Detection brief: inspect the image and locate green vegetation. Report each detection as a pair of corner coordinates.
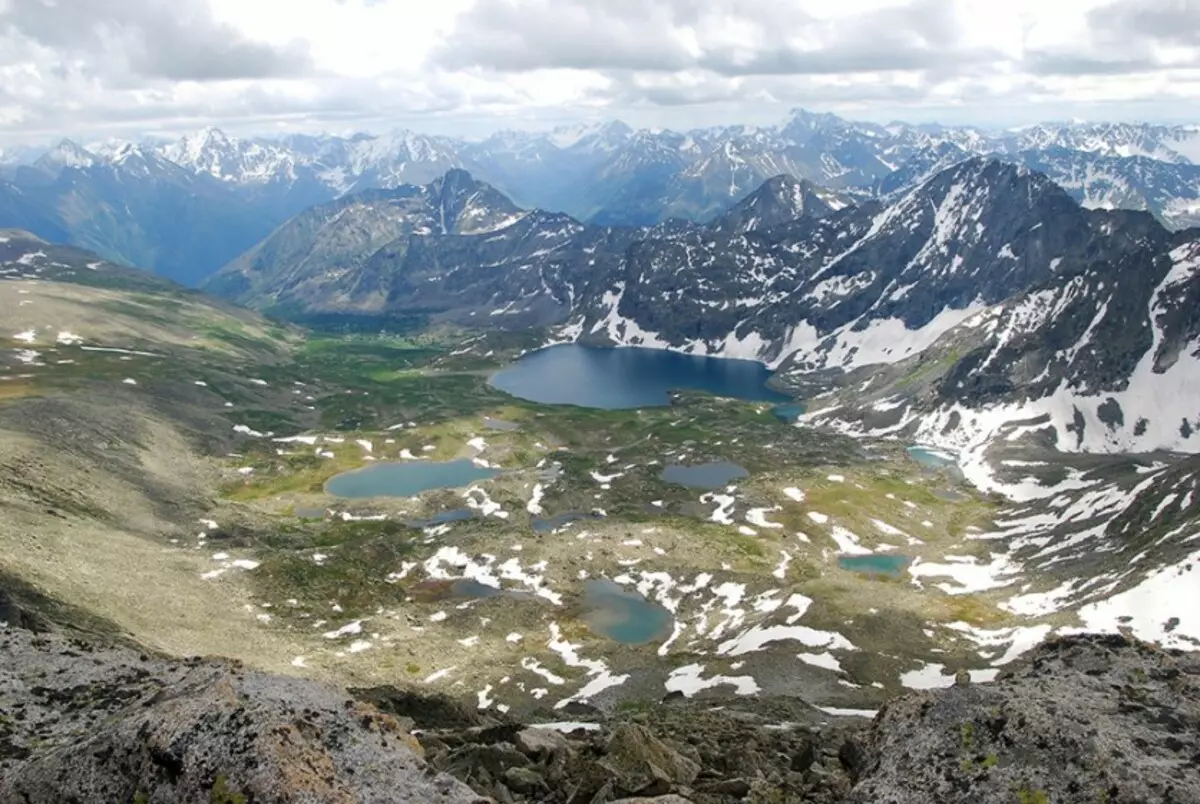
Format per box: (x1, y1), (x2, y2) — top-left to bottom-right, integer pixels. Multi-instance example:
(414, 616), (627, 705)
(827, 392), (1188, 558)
(210, 775), (247, 804)
(255, 521), (422, 619)
(896, 348), (962, 389)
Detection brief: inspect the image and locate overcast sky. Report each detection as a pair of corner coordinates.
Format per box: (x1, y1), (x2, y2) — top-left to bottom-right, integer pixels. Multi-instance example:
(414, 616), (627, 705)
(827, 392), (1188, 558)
(0, 0), (1197, 146)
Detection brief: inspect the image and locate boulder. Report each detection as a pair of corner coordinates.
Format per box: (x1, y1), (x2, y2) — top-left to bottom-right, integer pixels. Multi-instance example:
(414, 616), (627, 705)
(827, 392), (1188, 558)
(0, 627), (484, 804)
(503, 765), (547, 795)
(515, 727), (574, 760)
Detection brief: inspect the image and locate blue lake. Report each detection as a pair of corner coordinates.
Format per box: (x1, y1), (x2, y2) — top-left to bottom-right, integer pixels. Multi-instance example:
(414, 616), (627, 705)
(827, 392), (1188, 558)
(489, 344), (791, 409)
(325, 460), (499, 498)
(582, 579), (674, 645)
(838, 554), (910, 576)
(660, 461), (749, 489)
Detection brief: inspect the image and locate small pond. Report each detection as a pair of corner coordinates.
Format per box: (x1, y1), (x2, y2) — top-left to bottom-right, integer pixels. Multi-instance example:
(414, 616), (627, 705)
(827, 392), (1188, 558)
(771, 402), (807, 422)
(838, 554), (911, 576)
(582, 579), (674, 645)
(490, 344), (790, 409)
(410, 508), (475, 528)
(907, 446), (960, 471)
(451, 578), (508, 599)
(325, 459), (500, 498)
(660, 461), (749, 490)
(409, 578), (528, 602)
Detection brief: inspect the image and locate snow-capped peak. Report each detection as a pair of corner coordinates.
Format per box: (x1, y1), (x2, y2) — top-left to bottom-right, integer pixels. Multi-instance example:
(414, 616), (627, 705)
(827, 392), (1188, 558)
(38, 139), (98, 170)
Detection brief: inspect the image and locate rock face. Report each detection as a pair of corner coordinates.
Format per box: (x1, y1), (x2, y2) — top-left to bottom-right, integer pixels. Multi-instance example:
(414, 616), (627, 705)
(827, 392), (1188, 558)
(0, 626), (483, 804)
(0, 142), (284, 286)
(7, 112), (1200, 286)
(845, 634), (1200, 804)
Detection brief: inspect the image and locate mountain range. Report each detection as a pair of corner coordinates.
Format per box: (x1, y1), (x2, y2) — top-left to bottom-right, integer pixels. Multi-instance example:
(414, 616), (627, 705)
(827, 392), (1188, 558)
(3, 110), (1200, 285)
(207, 157), (1200, 466)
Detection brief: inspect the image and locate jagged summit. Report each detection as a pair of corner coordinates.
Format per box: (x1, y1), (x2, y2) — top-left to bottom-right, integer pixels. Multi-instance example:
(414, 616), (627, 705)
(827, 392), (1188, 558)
(711, 173), (848, 234)
(33, 139), (98, 171)
(427, 168), (527, 235)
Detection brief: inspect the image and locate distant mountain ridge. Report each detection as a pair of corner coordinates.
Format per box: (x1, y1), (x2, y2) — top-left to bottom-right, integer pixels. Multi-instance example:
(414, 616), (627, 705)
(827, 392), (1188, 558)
(3, 109), (1200, 284)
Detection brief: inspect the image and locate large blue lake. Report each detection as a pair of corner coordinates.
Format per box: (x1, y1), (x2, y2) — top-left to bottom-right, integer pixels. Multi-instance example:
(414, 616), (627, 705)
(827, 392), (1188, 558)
(489, 344), (790, 409)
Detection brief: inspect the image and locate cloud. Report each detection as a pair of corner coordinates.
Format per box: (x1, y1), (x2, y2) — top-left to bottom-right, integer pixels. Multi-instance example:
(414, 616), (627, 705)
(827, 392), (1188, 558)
(431, 0), (993, 77)
(0, 0), (1198, 143)
(1025, 0), (1200, 75)
(1088, 0), (1200, 48)
(1, 0), (312, 82)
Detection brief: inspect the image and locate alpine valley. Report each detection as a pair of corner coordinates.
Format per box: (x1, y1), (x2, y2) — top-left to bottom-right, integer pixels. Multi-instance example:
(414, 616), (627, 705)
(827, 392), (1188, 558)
(2, 111), (1200, 804)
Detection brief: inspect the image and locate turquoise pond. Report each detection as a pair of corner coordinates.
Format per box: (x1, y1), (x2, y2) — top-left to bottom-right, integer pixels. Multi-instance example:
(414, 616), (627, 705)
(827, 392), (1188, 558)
(771, 402), (807, 422)
(906, 446), (959, 470)
(837, 554), (911, 575)
(490, 344), (790, 409)
(325, 460), (500, 498)
(582, 579), (674, 645)
(660, 461), (749, 489)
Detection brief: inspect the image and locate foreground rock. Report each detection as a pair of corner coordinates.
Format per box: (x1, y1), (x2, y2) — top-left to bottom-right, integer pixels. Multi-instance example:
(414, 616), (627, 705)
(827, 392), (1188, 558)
(413, 636), (1200, 804)
(0, 626), (483, 804)
(844, 634), (1200, 804)
(415, 698), (858, 803)
(3, 583), (1199, 804)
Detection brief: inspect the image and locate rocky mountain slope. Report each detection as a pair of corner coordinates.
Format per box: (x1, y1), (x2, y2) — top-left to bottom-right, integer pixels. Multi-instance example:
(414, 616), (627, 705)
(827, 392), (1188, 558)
(206, 170), (528, 311)
(885, 143), (1200, 230)
(149, 112), (1200, 230)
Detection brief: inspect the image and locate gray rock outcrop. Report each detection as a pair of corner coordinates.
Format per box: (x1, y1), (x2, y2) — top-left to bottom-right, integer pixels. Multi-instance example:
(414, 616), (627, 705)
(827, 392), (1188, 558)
(845, 634), (1200, 804)
(0, 626), (484, 804)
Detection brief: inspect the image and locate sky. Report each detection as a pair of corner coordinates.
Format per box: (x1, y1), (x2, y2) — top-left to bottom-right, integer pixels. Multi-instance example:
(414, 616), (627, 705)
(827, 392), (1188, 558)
(0, 0), (1197, 146)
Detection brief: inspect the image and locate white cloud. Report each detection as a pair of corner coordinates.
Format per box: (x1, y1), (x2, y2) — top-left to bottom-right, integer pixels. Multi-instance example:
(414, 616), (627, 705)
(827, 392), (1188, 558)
(0, 0), (1197, 143)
